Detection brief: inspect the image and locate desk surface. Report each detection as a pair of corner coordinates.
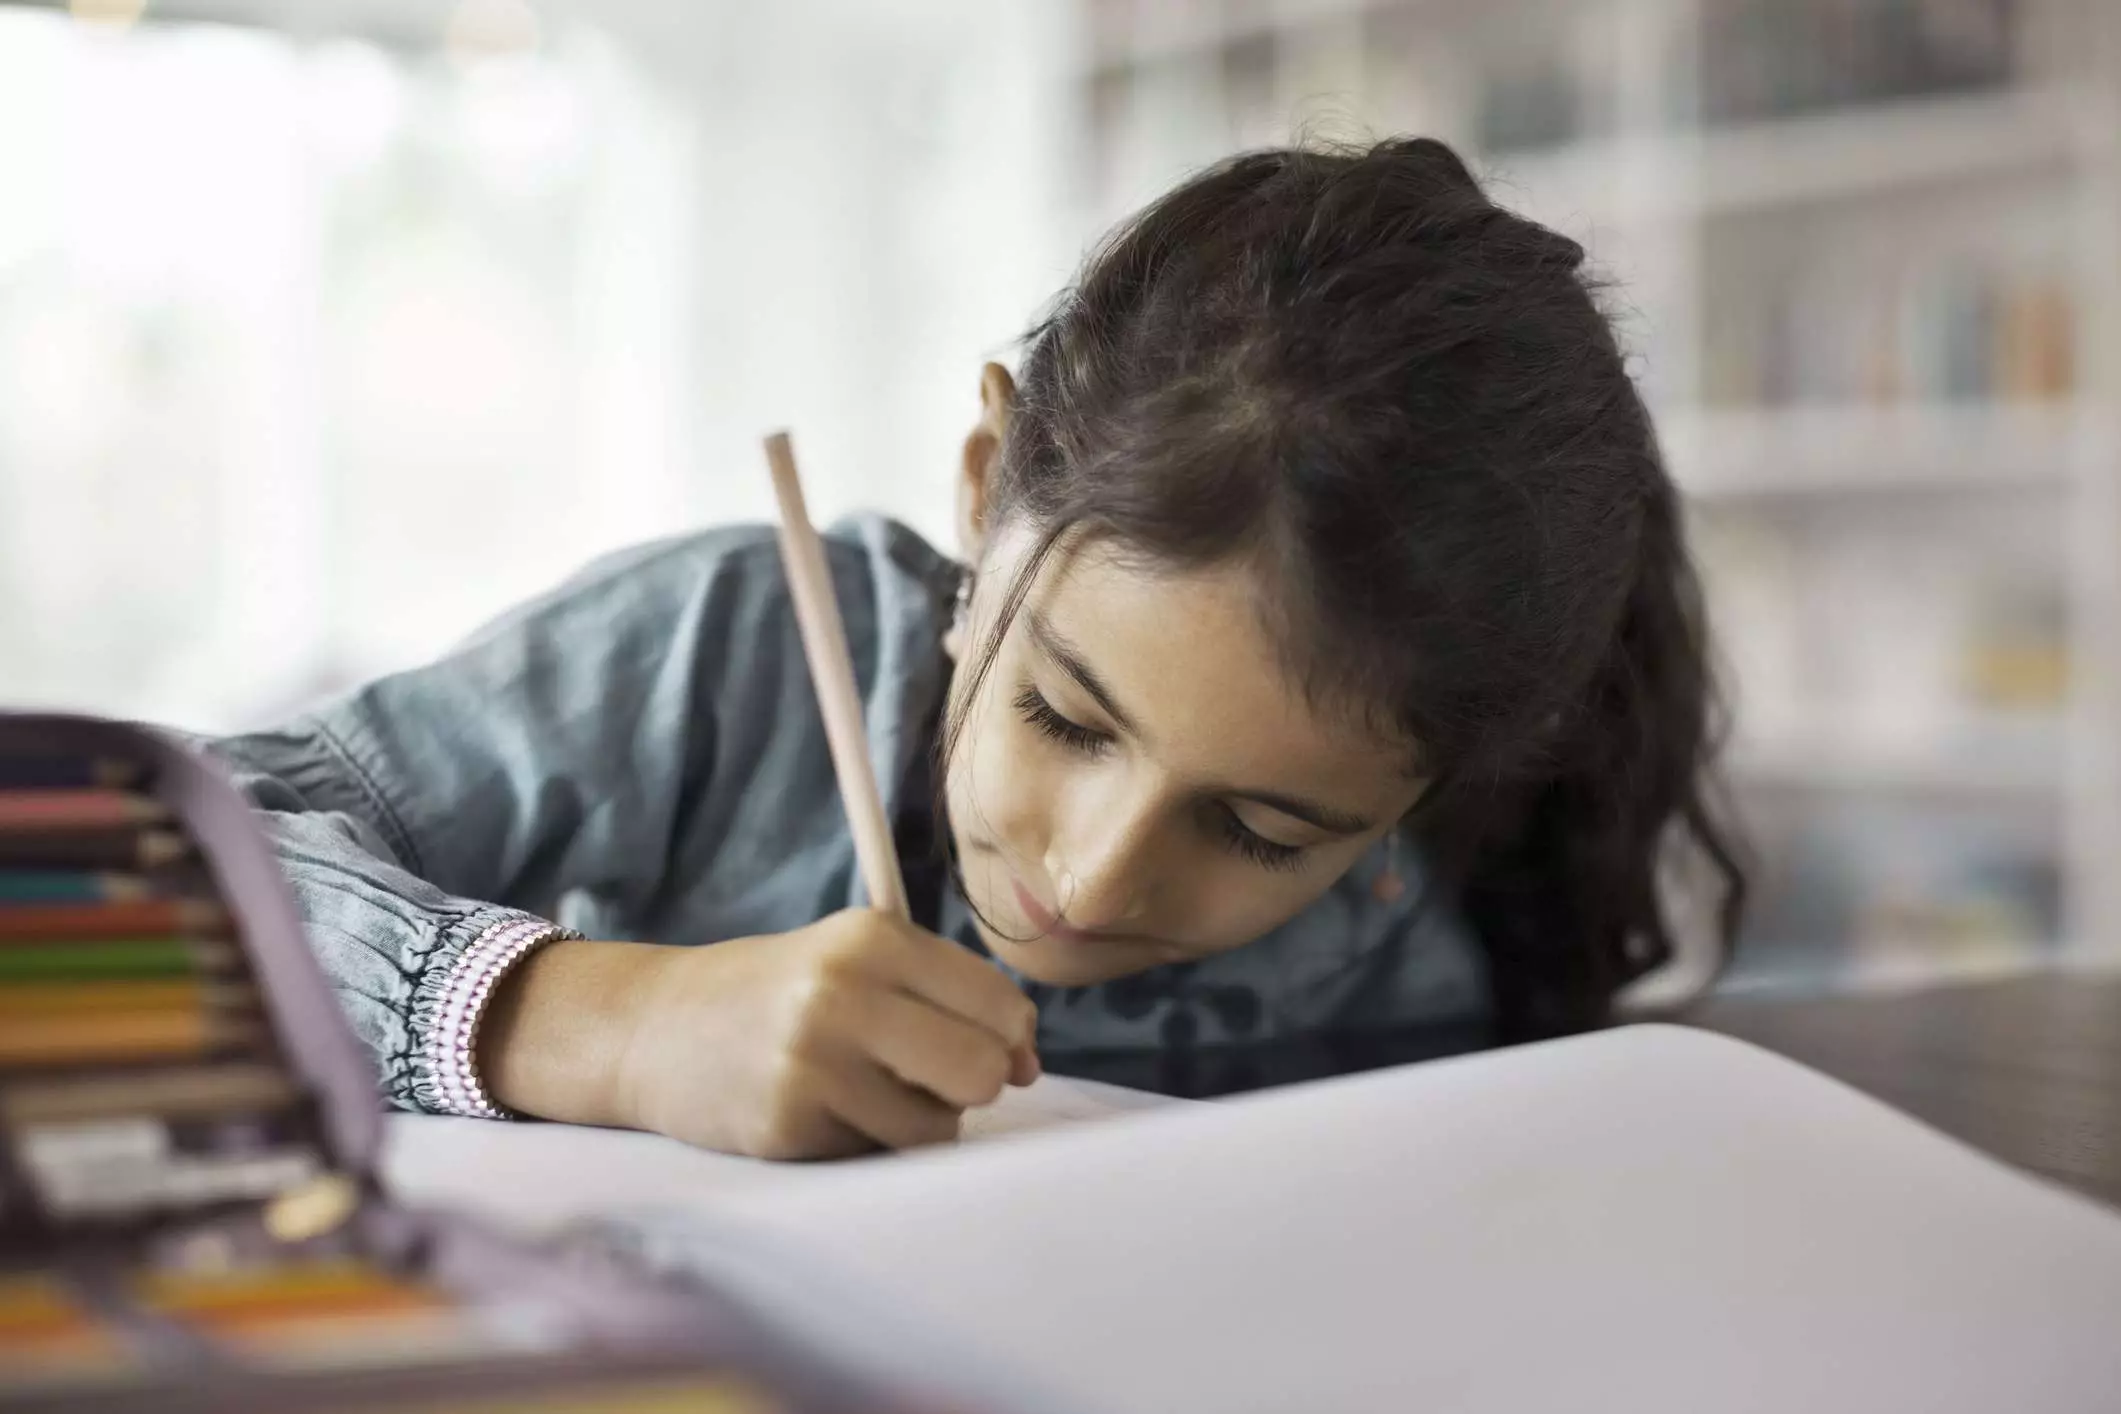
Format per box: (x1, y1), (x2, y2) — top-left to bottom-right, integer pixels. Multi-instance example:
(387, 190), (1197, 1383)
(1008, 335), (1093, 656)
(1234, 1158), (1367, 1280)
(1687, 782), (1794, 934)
(1690, 972), (2121, 1210)
(1048, 971), (2121, 1211)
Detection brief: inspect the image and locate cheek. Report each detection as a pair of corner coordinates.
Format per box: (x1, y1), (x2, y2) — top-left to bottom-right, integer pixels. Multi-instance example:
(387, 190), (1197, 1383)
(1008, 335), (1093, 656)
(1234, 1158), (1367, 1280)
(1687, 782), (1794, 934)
(1170, 839), (1378, 956)
(945, 691), (1052, 850)
(1177, 864), (1333, 944)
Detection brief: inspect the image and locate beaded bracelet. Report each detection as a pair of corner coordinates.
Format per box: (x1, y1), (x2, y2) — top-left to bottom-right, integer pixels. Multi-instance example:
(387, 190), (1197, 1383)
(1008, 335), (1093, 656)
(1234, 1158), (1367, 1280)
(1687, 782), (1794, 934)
(421, 917), (577, 1120)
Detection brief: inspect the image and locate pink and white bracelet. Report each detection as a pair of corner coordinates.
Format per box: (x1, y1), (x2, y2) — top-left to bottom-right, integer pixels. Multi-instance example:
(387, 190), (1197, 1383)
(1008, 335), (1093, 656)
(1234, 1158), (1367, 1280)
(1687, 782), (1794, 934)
(421, 917), (575, 1120)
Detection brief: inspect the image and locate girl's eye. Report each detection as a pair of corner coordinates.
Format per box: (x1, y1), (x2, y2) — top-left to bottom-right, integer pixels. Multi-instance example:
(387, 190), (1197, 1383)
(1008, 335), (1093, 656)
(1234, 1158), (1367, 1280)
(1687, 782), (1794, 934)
(1014, 683), (1111, 756)
(1014, 682), (1307, 873)
(1211, 803), (1308, 874)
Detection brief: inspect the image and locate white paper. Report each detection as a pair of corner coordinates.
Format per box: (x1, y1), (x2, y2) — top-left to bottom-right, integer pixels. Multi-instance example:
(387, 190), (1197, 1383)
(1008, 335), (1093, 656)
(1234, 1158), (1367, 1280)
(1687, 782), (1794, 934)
(389, 1027), (2121, 1413)
(382, 1073), (1185, 1232)
(959, 1072), (1180, 1140)
(695, 1026), (2121, 1414)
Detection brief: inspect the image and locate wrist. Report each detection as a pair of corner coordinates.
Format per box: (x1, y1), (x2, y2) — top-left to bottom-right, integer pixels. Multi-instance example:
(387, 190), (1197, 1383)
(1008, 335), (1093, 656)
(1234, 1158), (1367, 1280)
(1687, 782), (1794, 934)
(410, 913), (576, 1120)
(479, 937), (673, 1129)
(606, 942), (686, 1134)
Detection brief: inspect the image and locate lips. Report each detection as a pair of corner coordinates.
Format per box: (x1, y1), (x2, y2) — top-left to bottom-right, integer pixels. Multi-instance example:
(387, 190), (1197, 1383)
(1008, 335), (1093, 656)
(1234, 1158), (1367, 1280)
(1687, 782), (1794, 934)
(1010, 877), (1108, 946)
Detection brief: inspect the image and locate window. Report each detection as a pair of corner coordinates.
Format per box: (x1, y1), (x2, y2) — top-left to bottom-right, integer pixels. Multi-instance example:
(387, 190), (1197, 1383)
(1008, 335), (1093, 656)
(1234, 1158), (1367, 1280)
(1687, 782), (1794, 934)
(0, 8), (695, 730)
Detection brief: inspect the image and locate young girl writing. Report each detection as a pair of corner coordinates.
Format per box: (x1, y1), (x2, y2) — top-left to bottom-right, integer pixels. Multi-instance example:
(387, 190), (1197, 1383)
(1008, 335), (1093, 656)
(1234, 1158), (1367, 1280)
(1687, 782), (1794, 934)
(207, 137), (1743, 1160)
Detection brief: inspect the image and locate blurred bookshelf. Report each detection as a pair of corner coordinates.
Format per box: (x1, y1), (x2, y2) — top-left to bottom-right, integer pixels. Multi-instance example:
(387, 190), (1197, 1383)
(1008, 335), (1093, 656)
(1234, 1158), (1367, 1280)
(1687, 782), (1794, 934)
(1661, 405), (2096, 498)
(1071, 0), (2121, 996)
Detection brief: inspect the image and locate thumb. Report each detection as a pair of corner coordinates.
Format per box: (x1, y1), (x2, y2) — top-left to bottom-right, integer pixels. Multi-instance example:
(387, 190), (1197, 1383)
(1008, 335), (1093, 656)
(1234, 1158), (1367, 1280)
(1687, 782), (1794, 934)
(1009, 1040), (1042, 1088)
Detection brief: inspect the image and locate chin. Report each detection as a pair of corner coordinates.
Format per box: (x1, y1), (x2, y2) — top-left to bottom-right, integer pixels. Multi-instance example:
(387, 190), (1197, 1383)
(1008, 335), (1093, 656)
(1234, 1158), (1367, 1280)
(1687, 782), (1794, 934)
(973, 919), (1148, 989)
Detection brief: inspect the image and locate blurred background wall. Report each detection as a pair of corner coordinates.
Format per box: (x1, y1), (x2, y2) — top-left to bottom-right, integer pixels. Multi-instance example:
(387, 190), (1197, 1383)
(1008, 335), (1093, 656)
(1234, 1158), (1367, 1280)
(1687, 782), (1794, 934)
(1, 0), (2116, 998)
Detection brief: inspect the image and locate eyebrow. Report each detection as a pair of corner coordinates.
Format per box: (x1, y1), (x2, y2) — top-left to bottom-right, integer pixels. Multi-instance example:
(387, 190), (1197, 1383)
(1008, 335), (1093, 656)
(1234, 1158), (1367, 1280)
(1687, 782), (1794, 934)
(1224, 790), (1374, 837)
(1026, 609), (1376, 838)
(1029, 610), (1137, 735)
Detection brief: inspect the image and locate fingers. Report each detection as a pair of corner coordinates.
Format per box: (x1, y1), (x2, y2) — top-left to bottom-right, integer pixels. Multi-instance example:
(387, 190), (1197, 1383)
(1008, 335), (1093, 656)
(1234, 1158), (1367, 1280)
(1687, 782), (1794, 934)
(783, 1110), (877, 1163)
(857, 988), (1015, 1109)
(857, 913), (1039, 1054)
(823, 1059), (963, 1151)
(735, 1060), (876, 1162)
(1009, 1045), (1041, 1088)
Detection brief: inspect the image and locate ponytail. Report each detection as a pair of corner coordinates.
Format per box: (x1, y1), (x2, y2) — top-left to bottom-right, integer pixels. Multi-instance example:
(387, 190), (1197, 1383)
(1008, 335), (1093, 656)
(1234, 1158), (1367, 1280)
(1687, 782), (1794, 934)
(1441, 483), (1745, 1039)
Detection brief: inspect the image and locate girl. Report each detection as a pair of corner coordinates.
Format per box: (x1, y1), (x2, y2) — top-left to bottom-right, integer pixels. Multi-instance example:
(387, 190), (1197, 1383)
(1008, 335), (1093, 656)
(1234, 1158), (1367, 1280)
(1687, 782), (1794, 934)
(208, 137), (1743, 1160)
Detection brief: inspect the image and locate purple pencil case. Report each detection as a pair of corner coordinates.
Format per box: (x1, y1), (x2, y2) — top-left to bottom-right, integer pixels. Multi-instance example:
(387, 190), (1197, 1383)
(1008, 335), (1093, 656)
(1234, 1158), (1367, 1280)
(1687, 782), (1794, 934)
(0, 713), (1033, 1414)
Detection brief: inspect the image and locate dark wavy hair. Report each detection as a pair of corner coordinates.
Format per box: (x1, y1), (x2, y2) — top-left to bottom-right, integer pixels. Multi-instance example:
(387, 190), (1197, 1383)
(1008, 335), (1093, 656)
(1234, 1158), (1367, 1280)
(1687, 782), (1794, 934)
(944, 137), (1744, 1040)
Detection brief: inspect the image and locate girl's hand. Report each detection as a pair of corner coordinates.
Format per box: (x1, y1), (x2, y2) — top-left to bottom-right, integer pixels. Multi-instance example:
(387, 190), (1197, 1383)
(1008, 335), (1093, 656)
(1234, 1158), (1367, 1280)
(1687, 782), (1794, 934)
(480, 914), (1040, 1160)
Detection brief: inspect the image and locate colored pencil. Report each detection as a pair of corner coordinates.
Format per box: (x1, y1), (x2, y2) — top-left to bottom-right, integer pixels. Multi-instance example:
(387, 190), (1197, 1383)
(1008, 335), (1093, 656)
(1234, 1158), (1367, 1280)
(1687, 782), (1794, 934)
(0, 829), (189, 870)
(0, 938), (239, 983)
(18, 1110), (296, 1171)
(18, 1116), (176, 1167)
(139, 1261), (441, 1318)
(443, 1381), (775, 1414)
(0, 1337), (132, 1392)
(0, 900), (227, 941)
(0, 1277), (127, 1390)
(0, 757), (141, 791)
(0, 1010), (263, 1067)
(140, 1262), (473, 1372)
(0, 932), (236, 958)
(34, 1148), (315, 1216)
(0, 871), (153, 905)
(0, 1063), (297, 1126)
(221, 1309), (518, 1377)
(0, 979), (253, 1016)
(0, 1275), (86, 1331)
(0, 790), (168, 832)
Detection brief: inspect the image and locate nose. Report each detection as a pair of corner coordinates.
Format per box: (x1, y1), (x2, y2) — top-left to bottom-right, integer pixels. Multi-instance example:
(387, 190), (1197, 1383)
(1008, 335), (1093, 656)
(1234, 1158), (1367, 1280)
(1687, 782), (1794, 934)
(1046, 782), (1159, 933)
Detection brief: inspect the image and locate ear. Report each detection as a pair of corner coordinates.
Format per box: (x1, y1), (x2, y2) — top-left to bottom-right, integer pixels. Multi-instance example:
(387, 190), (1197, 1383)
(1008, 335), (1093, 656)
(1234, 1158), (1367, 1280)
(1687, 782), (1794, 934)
(957, 361), (1016, 562)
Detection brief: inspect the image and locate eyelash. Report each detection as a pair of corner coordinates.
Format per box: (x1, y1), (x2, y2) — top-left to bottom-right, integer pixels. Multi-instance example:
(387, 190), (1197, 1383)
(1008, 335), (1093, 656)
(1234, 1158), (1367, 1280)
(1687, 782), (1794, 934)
(1011, 683), (1310, 874)
(1014, 683), (1111, 756)
(1211, 805), (1309, 873)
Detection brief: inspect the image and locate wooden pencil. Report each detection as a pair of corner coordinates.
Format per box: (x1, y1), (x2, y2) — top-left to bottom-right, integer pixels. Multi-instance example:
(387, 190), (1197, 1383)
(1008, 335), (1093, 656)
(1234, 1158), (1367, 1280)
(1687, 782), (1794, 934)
(764, 432), (910, 919)
(0, 900), (227, 942)
(0, 790), (169, 832)
(0, 829), (189, 870)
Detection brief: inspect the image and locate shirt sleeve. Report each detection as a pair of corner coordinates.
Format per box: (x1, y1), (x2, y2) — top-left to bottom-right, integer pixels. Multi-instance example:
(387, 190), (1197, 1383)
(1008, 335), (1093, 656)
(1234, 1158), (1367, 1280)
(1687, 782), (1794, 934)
(196, 527), (792, 1111)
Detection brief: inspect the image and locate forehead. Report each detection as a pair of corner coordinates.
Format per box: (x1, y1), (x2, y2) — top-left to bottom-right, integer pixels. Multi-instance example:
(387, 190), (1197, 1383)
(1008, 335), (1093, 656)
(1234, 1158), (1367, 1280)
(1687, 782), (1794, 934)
(1022, 535), (1416, 794)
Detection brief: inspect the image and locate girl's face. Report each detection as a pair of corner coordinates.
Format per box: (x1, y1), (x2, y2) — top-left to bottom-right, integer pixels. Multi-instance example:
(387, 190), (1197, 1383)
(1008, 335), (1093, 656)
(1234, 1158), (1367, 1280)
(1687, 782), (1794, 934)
(943, 519), (1428, 988)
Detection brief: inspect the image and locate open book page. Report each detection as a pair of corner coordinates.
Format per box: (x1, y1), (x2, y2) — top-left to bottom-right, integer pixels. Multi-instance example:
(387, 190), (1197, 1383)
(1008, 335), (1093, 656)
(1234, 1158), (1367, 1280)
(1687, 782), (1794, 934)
(383, 1074), (1190, 1232)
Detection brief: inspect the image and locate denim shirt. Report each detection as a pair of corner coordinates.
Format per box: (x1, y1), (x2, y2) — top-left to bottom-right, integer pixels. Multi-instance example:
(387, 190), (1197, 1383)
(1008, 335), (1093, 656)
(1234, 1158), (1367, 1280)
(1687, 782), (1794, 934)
(202, 515), (1489, 1112)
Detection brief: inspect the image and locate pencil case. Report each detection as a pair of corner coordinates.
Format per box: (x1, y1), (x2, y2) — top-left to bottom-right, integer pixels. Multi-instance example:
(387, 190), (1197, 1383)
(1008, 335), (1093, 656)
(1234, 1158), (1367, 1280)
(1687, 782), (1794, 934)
(0, 713), (1025, 1414)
